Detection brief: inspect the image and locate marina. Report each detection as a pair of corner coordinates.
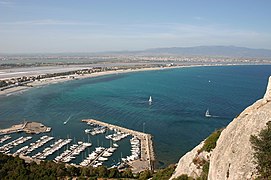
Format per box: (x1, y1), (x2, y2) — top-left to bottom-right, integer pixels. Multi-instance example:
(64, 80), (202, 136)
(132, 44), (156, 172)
(14, 135), (54, 156)
(79, 146), (118, 167)
(0, 135), (11, 143)
(82, 119), (155, 172)
(54, 141), (92, 163)
(0, 118), (155, 173)
(0, 136), (32, 154)
(33, 138), (72, 159)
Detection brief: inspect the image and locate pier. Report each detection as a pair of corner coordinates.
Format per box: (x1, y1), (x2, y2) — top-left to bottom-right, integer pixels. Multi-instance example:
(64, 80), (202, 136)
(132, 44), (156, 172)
(0, 121), (51, 135)
(82, 119), (155, 173)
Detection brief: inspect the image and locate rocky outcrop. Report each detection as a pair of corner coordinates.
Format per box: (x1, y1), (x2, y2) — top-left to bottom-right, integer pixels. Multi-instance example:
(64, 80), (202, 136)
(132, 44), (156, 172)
(208, 76), (271, 180)
(170, 141), (211, 179)
(264, 77), (271, 101)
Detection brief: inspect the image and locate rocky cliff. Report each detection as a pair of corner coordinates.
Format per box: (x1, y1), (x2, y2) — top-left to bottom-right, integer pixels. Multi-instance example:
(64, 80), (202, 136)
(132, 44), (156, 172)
(171, 76), (271, 180)
(170, 141), (207, 179)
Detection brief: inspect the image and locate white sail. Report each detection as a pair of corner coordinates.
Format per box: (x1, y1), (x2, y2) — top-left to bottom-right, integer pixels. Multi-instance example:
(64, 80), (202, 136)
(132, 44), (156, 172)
(149, 96), (152, 102)
(205, 109), (211, 117)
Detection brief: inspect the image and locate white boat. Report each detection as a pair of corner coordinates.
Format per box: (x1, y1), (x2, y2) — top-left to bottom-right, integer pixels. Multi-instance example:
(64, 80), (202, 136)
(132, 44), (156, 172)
(84, 129), (91, 133)
(149, 96), (152, 103)
(98, 156), (108, 161)
(113, 143), (118, 147)
(205, 109), (211, 117)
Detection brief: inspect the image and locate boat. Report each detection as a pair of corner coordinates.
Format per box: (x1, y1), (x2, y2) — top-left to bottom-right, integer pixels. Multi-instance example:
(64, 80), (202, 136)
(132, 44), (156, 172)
(84, 129), (91, 133)
(205, 109), (211, 117)
(149, 96), (152, 103)
(113, 143), (119, 147)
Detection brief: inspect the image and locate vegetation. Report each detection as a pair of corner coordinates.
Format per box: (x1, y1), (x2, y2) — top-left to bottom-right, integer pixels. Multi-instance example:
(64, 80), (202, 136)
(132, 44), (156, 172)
(0, 153), (144, 179)
(0, 80), (8, 88)
(152, 164), (175, 180)
(198, 129), (223, 153)
(173, 174), (194, 180)
(250, 121), (271, 179)
(138, 169), (152, 180)
(196, 161), (209, 180)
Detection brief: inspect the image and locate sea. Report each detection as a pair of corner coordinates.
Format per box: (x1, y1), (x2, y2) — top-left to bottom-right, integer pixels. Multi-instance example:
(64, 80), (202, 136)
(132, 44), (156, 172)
(0, 65), (270, 167)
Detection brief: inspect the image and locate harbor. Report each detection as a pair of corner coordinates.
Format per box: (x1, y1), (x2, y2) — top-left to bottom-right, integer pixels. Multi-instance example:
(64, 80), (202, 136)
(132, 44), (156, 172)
(82, 119), (155, 173)
(0, 119), (155, 173)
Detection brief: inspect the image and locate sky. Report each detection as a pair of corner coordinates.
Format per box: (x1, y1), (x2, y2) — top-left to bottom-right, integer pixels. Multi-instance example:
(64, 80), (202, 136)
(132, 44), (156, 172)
(0, 0), (271, 53)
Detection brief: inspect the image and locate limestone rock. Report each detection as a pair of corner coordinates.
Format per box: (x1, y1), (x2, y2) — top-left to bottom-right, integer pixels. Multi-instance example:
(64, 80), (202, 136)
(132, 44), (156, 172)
(264, 76), (271, 101)
(170, 141), (211, 179)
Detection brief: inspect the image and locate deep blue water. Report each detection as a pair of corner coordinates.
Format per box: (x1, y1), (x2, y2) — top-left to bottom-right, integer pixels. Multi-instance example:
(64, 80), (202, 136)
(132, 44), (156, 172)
(0, 65), (270, 166)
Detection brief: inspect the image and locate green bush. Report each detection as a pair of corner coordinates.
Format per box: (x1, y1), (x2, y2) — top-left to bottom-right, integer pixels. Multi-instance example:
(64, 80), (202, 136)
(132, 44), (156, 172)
(0, 153), (124, 179)
(139, 169), (152, 180)
(152, 164), (175, 180)
(199, 129), (223, 153)
(173, 174), (194, 180)
(196, 161), (209, 180)
(250, 121), (271, 179)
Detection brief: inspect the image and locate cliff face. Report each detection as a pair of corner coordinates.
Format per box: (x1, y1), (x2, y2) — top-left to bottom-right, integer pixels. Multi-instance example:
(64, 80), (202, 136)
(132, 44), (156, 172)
(170, 142), (208, 179)
(208, 76), (271, 180)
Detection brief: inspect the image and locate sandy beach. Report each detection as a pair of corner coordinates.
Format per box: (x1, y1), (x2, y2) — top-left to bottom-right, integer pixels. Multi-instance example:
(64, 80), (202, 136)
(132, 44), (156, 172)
(0, 65), (183, 96)
(0, 63), (248, 96)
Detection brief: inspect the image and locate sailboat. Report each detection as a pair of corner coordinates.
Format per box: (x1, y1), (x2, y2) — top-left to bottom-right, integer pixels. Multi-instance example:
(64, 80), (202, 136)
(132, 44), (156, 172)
(149, 96), (152, 103)
(205, 109), (211, 118)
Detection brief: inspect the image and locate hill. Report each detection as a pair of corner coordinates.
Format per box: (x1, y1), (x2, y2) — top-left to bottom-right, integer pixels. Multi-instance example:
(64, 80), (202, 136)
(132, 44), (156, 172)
(114, 46), (271, 58)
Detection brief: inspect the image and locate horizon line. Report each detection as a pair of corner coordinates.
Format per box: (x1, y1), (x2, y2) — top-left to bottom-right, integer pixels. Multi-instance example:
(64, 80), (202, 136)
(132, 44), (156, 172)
(1, 45), (271, 55)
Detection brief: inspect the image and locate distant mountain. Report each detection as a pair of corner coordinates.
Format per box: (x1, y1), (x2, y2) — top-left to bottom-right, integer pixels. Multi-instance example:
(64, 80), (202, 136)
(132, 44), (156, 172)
(116, 46), (271, 58)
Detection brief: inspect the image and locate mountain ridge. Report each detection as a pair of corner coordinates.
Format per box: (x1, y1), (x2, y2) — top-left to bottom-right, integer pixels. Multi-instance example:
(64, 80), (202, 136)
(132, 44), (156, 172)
(123, 45), (271, 58)
(1, 46), (271, 58)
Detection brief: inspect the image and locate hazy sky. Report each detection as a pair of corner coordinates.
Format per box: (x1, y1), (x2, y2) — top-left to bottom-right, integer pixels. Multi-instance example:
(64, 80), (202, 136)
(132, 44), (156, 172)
(1, 0), (271, 53)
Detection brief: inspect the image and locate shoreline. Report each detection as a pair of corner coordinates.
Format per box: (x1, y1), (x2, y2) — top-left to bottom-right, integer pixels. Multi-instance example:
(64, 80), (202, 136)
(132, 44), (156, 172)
(0, 63), (269, 97)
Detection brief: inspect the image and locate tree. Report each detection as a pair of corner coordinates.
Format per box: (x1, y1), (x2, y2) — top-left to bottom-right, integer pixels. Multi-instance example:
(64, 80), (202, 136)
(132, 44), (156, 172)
(108, 168), (120, 178)
(152, 164), (175, 180)
(173, 174), (190, 180)
(121, 168), (134, 178)
(95, 166), (108, 178)
(139, 169), (152, 180)
(250, 121), (271, 179)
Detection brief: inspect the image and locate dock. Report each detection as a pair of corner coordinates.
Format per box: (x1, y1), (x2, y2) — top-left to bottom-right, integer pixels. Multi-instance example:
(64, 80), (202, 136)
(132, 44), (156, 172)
(82, 119), (155, 173)
(0, 121), (51, 135)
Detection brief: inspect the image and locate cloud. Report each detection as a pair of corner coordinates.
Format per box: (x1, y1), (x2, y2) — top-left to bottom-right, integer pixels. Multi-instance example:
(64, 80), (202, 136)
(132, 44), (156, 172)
(0, 19), (102, 26)
(0, 0), (14, 6)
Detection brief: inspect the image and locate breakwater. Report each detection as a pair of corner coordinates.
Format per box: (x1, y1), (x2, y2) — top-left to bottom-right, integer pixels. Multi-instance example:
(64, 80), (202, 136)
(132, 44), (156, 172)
(82, 119), (155, 172)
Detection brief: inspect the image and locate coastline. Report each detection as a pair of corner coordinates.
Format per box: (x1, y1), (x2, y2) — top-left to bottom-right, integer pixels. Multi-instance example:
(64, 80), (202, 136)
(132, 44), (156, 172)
(0, 65), (187, 96)
(0, 63), (268, 97)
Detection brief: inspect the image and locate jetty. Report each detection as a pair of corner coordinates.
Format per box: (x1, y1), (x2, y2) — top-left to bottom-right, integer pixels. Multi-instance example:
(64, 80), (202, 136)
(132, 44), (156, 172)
(0, 121), (51, 135)
(82, 119), (155, 173)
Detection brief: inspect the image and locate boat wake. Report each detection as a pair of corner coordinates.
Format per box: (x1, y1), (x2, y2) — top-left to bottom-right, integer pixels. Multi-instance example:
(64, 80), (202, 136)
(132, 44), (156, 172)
(63, 115), (72, 125)
(205, 109), (219, 118)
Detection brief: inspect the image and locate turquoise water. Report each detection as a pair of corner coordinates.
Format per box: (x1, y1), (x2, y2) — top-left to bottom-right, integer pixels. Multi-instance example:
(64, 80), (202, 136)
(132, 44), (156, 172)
(0, 65), (270, 166)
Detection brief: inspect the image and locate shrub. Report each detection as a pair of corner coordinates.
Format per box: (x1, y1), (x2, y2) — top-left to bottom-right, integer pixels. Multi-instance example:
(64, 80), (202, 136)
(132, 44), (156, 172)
(139, 169), (152, 180)
(173, 174), (194, 180)
(250, 121), (271, 179)
(152, 164), (175, 180)
(199, 129), (223, 153)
